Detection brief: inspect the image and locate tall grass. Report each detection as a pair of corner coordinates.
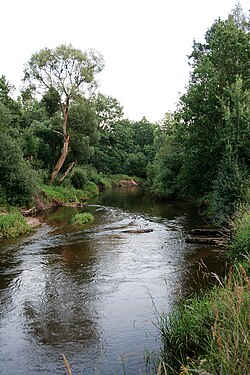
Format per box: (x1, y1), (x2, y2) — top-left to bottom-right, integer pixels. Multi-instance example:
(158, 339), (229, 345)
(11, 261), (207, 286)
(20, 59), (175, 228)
(0, 209), (30, 238)
(159, 262), (250, 374)
(227, 207), (250, 262)
(40, 182), (99, 205)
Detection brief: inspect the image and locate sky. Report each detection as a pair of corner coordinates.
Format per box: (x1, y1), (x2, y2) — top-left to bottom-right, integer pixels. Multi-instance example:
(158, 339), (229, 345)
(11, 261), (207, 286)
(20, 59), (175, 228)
(1, 0), (249, 122)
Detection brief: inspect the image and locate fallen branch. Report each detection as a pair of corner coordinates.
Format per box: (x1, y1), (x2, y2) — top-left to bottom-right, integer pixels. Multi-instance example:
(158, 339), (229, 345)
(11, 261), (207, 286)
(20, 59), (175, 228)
(62, 354), (72, 375)
(186, 236), (228, 246)
(122, 228), (153, 234)
(188, 228), (224, 237)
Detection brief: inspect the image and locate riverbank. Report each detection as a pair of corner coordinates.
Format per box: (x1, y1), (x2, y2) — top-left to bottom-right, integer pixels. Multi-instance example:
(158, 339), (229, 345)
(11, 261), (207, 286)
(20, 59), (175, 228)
(0, 174), (143, 239)
(159, 204), (250, 374)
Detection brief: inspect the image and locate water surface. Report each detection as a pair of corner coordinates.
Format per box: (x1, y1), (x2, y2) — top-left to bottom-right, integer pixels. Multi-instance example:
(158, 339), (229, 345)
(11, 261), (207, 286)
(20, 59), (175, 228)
(0, 187), (222, 374)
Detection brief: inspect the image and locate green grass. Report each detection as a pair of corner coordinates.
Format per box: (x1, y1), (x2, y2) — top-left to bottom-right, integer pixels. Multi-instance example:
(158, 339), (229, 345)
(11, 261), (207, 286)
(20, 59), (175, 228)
(0, 209), (30, 238)
(40, 174), (142, 206)
(227, 207), (250, 262)
(71, 212), (94, 225)
(159, 262), (250, 375)
(40, 182), (99, 206)
(159, 195), (250, 374)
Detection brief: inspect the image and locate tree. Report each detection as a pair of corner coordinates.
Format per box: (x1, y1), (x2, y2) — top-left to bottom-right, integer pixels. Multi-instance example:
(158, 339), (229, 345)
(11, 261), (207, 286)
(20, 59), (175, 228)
(0, 133), (38, 205)
(23, 44), (104, 183)
(147, 113), (184, 198)
(0, 75), (22, 129)
(177, 5), (250, 196)
(93, 93), (124, 130)
(57, 97), (99, 184)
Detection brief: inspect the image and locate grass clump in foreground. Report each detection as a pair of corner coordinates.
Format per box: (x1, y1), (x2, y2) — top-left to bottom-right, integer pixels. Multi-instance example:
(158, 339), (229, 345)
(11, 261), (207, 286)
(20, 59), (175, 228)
(71, 212), (94, 225)
(0, 209), (30, 238)
(159, 263), (250, 374)
(158, 201), (250, 375)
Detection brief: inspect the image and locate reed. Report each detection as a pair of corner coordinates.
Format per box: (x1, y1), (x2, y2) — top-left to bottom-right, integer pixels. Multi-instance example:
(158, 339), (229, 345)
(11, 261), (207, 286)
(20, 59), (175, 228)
(159, 262), (250, 374)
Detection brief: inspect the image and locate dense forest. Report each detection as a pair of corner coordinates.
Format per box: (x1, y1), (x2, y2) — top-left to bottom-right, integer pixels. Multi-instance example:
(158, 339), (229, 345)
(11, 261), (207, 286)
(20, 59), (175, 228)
(0, 4), (249, 229)
(0, 4), (248, 232)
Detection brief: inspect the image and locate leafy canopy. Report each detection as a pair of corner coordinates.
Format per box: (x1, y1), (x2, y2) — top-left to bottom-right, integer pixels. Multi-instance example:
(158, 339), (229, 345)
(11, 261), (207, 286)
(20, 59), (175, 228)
(24, 44), (105, 104)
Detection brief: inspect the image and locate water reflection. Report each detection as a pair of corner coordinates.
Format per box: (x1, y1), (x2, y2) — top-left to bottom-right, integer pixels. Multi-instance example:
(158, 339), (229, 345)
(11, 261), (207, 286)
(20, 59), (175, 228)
(0, 187), (223, 374)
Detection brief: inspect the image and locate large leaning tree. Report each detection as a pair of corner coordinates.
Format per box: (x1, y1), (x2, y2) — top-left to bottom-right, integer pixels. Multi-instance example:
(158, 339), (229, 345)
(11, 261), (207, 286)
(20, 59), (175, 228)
(23, 44), (104, 183)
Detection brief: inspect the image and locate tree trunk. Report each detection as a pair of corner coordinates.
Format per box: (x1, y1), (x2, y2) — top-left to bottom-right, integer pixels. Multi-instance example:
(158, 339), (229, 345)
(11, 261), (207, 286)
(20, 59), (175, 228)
(50, 134), (70, 184)
(58, 160), (76, 185)
(50, 99), (70, 184)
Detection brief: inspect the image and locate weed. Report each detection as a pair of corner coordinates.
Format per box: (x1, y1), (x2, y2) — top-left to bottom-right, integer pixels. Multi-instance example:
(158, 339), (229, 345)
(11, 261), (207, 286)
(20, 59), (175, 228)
(71, 212), (94, 225)
(159, 263), (250, 374)
(0, 209), (30, 238)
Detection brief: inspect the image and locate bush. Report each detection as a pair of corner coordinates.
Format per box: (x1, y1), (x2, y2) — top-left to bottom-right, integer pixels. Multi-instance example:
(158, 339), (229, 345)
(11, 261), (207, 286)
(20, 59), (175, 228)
(0, 133), (39, 206)
(70, 167), (88, 189)
(209, 148), (248, 226)
(71, 212), (94, 225)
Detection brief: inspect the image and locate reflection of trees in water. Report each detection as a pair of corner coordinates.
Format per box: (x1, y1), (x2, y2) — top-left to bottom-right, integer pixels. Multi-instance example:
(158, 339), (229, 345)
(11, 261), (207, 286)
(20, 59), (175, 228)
(23, 240), (100, 346)
(97, 187), (202, 223)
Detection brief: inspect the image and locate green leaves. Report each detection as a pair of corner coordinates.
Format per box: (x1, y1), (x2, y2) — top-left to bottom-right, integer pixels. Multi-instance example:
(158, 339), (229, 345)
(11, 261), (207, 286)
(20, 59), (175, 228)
(148, 5), (250, 221)
(24, 44), (104, 101)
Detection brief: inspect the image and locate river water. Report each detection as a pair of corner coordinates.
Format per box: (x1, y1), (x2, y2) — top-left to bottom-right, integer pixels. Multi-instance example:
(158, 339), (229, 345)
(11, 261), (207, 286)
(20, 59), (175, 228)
(0, 187), (222, 375)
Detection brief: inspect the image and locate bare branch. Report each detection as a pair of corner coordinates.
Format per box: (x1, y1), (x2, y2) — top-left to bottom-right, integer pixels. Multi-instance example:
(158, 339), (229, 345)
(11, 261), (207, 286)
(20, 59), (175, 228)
(52, 130), (64, 137)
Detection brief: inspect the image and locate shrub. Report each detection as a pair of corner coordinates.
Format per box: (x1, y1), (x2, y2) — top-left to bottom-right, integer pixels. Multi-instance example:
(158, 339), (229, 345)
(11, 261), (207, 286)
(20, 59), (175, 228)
(70, 167), (88, 189)
(0, 133), (39, 206)
(71, 212), (94, 225)
(209, 148), (248, 226)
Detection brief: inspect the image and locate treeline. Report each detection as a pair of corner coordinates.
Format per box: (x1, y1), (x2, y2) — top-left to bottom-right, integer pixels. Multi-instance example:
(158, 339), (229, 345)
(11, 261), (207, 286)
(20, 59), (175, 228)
(148, 4), (250, 225)
(0, 4), (249, 228)
(0, 58), (156, 206)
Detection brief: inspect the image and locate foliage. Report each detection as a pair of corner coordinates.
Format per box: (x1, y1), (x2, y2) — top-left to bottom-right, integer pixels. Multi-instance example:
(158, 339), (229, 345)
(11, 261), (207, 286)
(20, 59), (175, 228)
(40, 184), (92, 205)
(71, 212), (94, 225)
(0, 210), (30, 238)
(147, 113), (184, 198)
(70, 167), (88, 190)
(92, 118), (155, 177)
(23, 44), (104, 101)
(227, 205), (250, 262)
(177, 11), (250, 197)
(148, 5), (250, 226)
(0, 133), (38, 206)
(209, 147), (249, 225)
(23, 44), (104, 183)
(160, 264), (250, 374)
(93, 92), (124, 130)
(0, 75), (21, 126)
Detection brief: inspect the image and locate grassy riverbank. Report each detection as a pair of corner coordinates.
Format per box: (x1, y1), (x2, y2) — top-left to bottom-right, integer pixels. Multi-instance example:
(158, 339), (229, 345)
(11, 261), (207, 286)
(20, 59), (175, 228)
(0, 174), (143, 239)
(159, 204), (250, 374)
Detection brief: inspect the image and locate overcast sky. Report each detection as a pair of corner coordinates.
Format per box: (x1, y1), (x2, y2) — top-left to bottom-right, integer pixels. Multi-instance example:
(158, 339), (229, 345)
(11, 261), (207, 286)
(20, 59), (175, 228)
(1, 0), (249, 122)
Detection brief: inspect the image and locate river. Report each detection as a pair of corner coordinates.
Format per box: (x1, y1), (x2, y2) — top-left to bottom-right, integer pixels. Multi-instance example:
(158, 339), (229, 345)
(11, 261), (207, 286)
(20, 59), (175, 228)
(0, 187), (223, 374)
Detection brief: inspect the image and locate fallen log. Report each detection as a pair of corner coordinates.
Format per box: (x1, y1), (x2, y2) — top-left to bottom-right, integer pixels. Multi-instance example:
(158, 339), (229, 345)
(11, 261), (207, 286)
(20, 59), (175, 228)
(186, 236), (228, 246)
(122, 228), (153, 234)
(188, 228), (224, 237)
